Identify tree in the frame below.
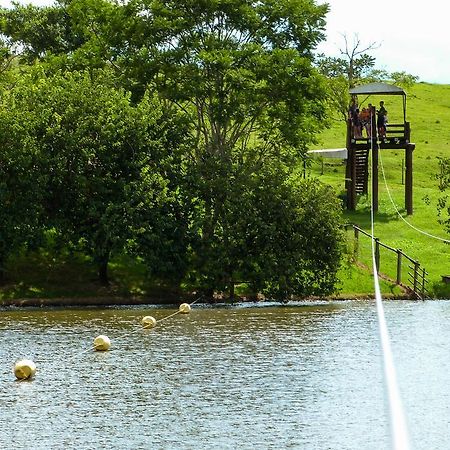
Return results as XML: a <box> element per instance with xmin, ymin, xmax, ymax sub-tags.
<box><xmin>317</xmin><ymin>34</ymin><xmax>378</xmax><ymax>87</ymax></box>
<box><xmin>4</xmin><ymin>67</ymin><xmax>187</xmax><ymax>284</ymax></box>
<box><xmin>184</xmin><ymin>159</ymin><xmax>344</xmax><ymax>300</ymax></box>
<box><xmin>109</xmin><ymin>0</ymin><xmax>336</xmax><ymax>296</ymax></box>
<box><xmin>0</xmin><ymin>3</ymin><xmax>84</xmax><ymax>61</ymax></box>
<box><xmin>390</xmin><ymin>71</ymin><xmax>419</xmax><ymax>91</ymax></box>
<box><xmin>0</xmin><ymin>0</ymin><xmax>346</xmax><ymax>299</ymax></box>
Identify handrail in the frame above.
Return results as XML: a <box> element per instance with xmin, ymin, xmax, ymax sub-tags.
<box><xmin>344</xmin><ymin>223</ymin><xmax>428</xmax><ymax>298</ymax></box>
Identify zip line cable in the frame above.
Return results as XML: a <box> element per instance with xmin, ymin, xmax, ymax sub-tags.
<box><xmin>378</xmin><ymin>149</ymin><xmax>450</xmax><ymax>243</ymax></box>
<box><xmin>368</xmin><ymin>115</ymin><xmax>410</xmax><ymax>450</ymax></box>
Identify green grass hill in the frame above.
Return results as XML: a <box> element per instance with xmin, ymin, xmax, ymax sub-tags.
<box><xmin>312</xmin><ymin>82</ymin><xmax>450</xmax><ymax>299</ymax></box>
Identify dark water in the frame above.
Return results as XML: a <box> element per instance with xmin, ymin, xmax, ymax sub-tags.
<box><xmin>1</xmin><ymin>300</ymin><xmax>449</xmax><ymax>449</ymax></box>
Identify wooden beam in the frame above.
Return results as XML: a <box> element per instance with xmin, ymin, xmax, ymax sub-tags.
<box><xmin>372</xmin><ymin>141</ymin><xmax>379</xmax><ymax>213</ymax></box>
<box><xmin>405</xmin><ymin>143</ymin><xmax>415</xmax><ymax>215</ymax></box>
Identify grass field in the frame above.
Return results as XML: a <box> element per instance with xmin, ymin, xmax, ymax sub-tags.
<box><xmin>312</xmin><ymin>82</ymin><xmax>450</xmax><ymax>298</ymax></box>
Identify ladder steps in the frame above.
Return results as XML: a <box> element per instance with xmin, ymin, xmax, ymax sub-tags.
<box><xmin>352</xmin><ymin>146</ymin><xmax>369</xmax><ymax>195</ymax></box>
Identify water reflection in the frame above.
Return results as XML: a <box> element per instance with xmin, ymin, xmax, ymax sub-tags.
<box><xmin>1</xmin><ymin>301</ymin><xmax>449</xmax><ymax>449</ymax></box>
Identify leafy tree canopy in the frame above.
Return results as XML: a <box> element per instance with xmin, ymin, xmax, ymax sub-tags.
<box><xmin>0</xmin><ymin>1</ymin><xmax>347</xmax><ymax>299</ymax></box>
<box><xmin>1</xmin><ymin>67</ymin><xmax>188</xmax><ymax>284</ymax></box>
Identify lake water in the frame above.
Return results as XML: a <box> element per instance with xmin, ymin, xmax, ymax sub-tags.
<box><xmin>1</xmin><ymin>300</ymin><xmax>450</xmax><ymax>449</ymax></box>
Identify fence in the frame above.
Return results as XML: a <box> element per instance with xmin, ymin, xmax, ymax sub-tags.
<box><xmin>345</xmin><ymin>223</ymin><xmax>428</xmax><ymax>299</ymax></box>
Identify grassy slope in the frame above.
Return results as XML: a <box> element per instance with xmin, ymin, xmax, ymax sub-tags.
<box><xmin>312</xmin><ymin>82</ymin><xmax>450</xmax><ymax>298</ymax></box>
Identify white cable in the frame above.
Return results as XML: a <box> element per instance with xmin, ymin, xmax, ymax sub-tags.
<box><xmin>369</xmin><ymin>114</ymin><xmax>410</xmax><ymax>450</ymax></box>
<box><xmin>379</xmin><ymin>149</ymin><xmax>450</xmax><ymax>243</ymax></box>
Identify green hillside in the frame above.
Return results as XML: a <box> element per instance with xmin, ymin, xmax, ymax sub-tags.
<box><xmin>311</xmin><ymin>82</ymin><xmax>450</xmax><ymax>298</ymax></box>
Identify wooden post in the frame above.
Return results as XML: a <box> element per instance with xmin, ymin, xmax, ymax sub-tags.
<box><xmin>351</xmin><ymin>148</ymin><xmax>357</xmax><ymax>210</ymax></box>
<box><xmin>421</xmin><ymin>267</ymin><xmax>426</xmax><ymax>297</ymax></box>
<box><xmin>229</xmin><ymin>281</ymin><xmax>235</xmax><ymax>301</ymax></box>
<box><xmin>346</xmin><ymin>119</ymin><xmax>356</xmax><ymax>210</ymax></box>
<box><xmin>354</xmin><ymin>227</ymin><xmax>359</xmax><ymax>259</ymax></box>
<box><xmin>405</xmin><ymin>121</ymin><xmax>411</xmax><ymax>143</ymax></box>
<box><xmin>401</xmin><ymin>158</ymin><xmax>404</xmax><ymax>185</ymax></box>
<box><xmin>413</xmin><ymin>261</ymin><xmax>420</xmax><ymax>293</ymax></box>
<box><xmin>396</xmin><ymin>249</ymin><xmax>402</xmax><ymax>284</ymax></box>
<box><xmin>375</xmin><ymin>238</ymin><xmax>380</xmax><ymax>273</ymax></box>
<box><xmin>405</xmin><ymin>143</ymin><xmax>415</xmax><ymax>215</ymax></box>
<box><xmin>372</xmin><ymin>141</ymin><xmax>379</xmax><ymax>213</ymax></box>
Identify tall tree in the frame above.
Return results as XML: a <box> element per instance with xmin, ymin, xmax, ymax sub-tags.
<box><xmin>1</xmin><ymin>0</ymin><xmax>346</xmax><ymax>298</ymax></box>
<box><xmin>2</xmin><ymin>67</ymin><xmax>187</xmax><ymax>284</ymax></box>
<box><xmin>111</xmin><ymin>0</ymin><xmax>342</xmax><ymax>294</ymax></box>
<box><xmin>110</xmin><ymin>0</ymin><xmax>335</xmax><ymax>295</ymax></box>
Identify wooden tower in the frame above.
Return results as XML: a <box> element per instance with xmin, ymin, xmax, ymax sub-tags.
<box><xmin>345</xmin><ymin>82</ymin><xmax>415</xmax><ymax>214</ymax></box>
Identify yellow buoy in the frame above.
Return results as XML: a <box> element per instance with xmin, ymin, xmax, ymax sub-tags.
<box><xmin>94</xmin><ymin>335</ymin><xmax>111</xmax><ymax>351</ymax></box>
<box><xmin>142</xmin><ymin>315</ymin><xmax>157</xmax><ymax>328</ymax></box>
<box><xmin>179</xmin><ymin>303</ymin><xmax>191</xmax><ymax>314</ymax></box>
<box><xmin>14</xmin><ymin>359</ymin><xmax>36</xmax><ymax>380</ymax></box>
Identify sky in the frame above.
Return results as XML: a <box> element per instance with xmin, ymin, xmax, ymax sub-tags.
<box><xmin>1</xmin><ymin>0</ymin><xmax>449</xmax><ymax>84</ymax></box>
<box><xmin>317</xmin><ymin>0</ymin><xmax>449</xmax><ymax>84</ymax></box>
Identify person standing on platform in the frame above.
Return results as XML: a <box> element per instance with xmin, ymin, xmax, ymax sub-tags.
<box><xmin>359</xmin><ymin>107</ymin><xmax>370</xmax><ymax>138</ymax></box>
<box><xmin>348</xmin><ymin>97</ymin><xmax>362</xmax><ymax>139</ymax></box>
<box><xmin>377</xmin><ymin>101</ymin><xmax>388</xmax><ymax>139</ymax></box>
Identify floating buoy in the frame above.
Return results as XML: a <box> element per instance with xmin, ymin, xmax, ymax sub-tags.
<box><xmin>179</xmin><ymin>303</ymin><xmax>191</xmax><ymax>314</ymax></box>
<box><xmin>142</xmin><ymin>315</ymin><xmax>157</xmax><ymax>328</ymax></box>
<box><xmin>14</xmin><ymin>359</ymin><xmax>36</xmax><ymax>380</ymax></box>
<box><xmin>94</xmin><ymin>335</ymin><xmax>111</xmax><ymax>351</ymax></box>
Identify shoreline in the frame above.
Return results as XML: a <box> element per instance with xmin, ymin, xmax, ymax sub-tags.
<box><xmin>0</xmin><ymin>292</ymin><xmax>421</xmax><ymax>308</ymax></box>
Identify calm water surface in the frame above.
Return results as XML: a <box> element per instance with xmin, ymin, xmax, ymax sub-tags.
<box><xmin>1</xmin><ymin>300</ymin><xmax>450</xmax><ymax>449</ymax></box>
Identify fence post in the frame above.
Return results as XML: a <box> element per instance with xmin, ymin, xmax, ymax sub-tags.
<box><xmin>375</xmin><ymin>238</ymin><xmax>380</xmax><ymax>273</ymax></box>
<box><xmin>354</xmin><ymin>227</ymin><xmax>359</xmax><ymax>259</ymax></box>
<box><xmin>421</xmin><ymin>267</ymin><xmax>426</xmax><ymax>297</ymax></box>
<box><xmin>413</xmin><ymin>261</ymin><xmax>420</xmax><ymax>293</ymax></box>
<box><xmin>396</xmin><ymin>249</ymin><xmax>402</xmax><ymax>284</ymax></box>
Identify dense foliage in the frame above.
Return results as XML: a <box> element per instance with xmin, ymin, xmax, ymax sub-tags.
<box><xmin>0</xmin><ymin>0</ymin><xmax>346</xmax><ymax>300</ymax></box>
<box><xmin>0</xmin><ymin>68</ymin><xmax>189</xmax><ymax>284</ymax></box>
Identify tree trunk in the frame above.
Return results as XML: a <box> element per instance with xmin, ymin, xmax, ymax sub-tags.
<box><xmin>229</xmin><ymin>281</ymin><xmax>235</xmax><ymax>302</ymax></box>
<box><xmin>97</xmin><ymin>252</ymin><xmax>110</xmax><ymax>286</ymax></box>
<box><xmin>0</xmin><ymin>256</ymin><xmax>5</xmax><ymax>285</ymax></box>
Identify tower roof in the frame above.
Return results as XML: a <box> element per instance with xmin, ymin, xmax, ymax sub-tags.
<box><xmin>349</xmin><ymin>82</ymin><xmax>405</xmax><ymax>96</ymax></box>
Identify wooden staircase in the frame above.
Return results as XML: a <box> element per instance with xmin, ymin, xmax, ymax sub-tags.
<box><xmin>353</xmin><ymin>143</ymin><xmax>370</xmax><ymax>195</ymax></box>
